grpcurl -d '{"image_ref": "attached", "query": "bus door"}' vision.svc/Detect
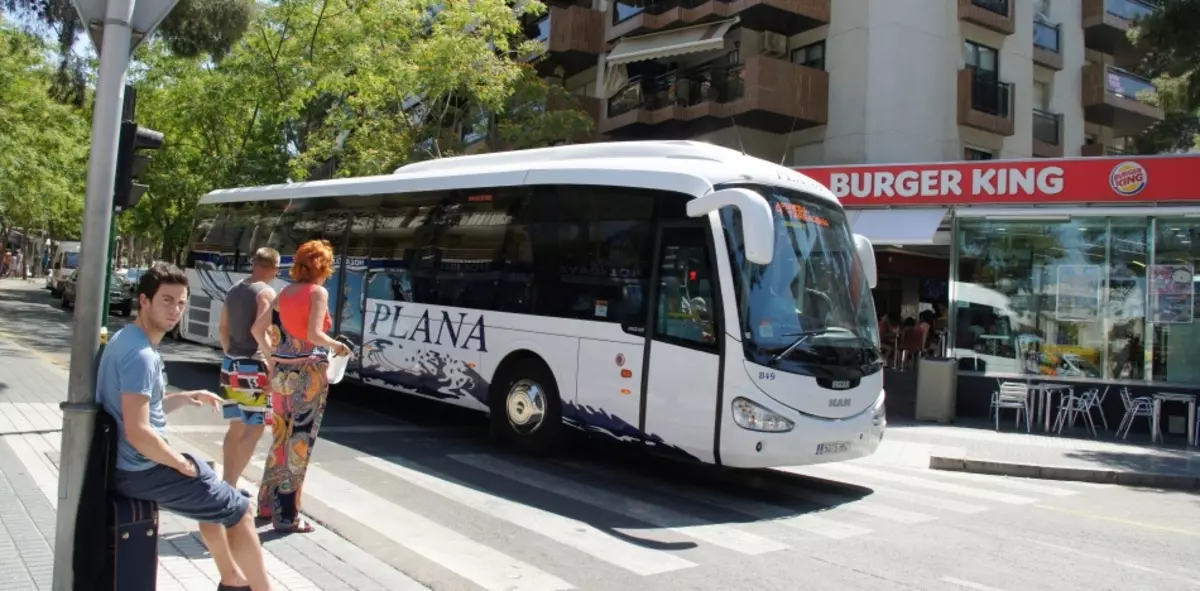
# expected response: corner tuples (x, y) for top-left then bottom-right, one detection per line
(641, 223), (722, 463)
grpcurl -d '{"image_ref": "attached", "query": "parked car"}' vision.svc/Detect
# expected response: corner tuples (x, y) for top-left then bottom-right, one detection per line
(60, 269), (134, 316)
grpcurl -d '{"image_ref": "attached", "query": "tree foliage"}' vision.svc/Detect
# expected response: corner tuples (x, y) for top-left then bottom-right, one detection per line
(2, 0), (253, 104)
(0, 20), (88, 240)
(117, 0), (594, 261)
(1130, 0), (1200, 152)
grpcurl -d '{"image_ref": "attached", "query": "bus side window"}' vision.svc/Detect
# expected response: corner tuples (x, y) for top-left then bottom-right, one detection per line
(528, 185), (654, 327)
(654, 226), (718, 351)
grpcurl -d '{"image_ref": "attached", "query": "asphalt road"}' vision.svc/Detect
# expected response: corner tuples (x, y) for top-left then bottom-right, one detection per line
(1, 278), (1197, 591)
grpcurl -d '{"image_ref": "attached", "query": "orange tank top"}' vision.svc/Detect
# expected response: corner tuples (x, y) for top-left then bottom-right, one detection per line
(278, 283), (331, 342)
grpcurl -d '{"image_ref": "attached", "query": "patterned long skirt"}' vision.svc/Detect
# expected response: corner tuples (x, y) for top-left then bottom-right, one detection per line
(256, 355), (329, 530)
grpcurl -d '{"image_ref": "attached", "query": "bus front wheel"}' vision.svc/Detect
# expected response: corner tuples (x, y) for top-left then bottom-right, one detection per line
(490, 359), (562, 454)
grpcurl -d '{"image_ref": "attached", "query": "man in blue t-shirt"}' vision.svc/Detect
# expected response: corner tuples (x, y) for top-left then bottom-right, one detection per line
(96, 262), (271, 591)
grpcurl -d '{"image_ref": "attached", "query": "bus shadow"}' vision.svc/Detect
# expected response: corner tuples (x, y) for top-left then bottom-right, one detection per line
(162, 357), (878, 543)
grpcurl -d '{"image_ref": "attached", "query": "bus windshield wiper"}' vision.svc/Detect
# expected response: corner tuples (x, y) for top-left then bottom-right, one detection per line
(769, 327), (853, 366)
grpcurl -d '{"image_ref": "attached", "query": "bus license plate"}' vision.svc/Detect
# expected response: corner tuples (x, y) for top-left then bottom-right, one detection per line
(815, 441), (850, 455)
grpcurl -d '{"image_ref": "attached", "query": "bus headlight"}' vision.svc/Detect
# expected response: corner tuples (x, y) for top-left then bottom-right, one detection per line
(731, 397), (794, 433)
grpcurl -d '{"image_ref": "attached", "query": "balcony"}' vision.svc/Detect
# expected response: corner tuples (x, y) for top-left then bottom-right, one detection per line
(1082, 0), (1157, 64)
(958, 0), (1014, 35)
(609, 0), (829, 42)
(530, 6), (605, 78)
(601, 53), (828, 137)
(1032, 109), (1063, 157)
(1033, 20), (1063, 70)
(1081, 63), (1164, 134)
(1081, 143), (1131, 157)
(957, 69), (1014, 136)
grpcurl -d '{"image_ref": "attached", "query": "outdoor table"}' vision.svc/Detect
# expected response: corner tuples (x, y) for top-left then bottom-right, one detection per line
(1151, 392), (1198, 447)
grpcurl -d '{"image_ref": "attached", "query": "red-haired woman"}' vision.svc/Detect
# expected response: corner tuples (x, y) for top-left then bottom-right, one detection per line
(256, 239), (351, 533)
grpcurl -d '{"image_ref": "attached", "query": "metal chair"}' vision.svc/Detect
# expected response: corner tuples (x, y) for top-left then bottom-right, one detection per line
(1116, 387), (1154, 440)
(991, 381), (1031, 432)
(1053, 387), (1099, 437)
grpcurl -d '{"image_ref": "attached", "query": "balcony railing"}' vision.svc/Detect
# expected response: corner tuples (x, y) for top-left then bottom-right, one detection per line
(613, 0), (709, 24)
(607, 55), (745, 117)
(1034, 20), (1061, 52)
(973, 0), (1009, 16)
(1033, 109), (1062, 145)
(970, 74), (1012, 117)
(1106, 0), (1156, 21)
(1106, 66), (1157, 103)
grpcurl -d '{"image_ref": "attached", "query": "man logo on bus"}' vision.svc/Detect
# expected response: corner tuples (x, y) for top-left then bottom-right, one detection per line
(1110, 161), (1148, 197)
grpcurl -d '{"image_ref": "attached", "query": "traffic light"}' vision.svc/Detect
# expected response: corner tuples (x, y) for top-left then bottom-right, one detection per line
(113, 121), (164, 211)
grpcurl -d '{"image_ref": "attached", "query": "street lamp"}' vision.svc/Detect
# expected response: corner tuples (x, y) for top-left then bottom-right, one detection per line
(53, 0), (179, 588)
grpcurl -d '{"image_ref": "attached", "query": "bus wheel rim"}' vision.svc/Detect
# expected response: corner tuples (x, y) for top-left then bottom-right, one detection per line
(506, 379), (546, 435)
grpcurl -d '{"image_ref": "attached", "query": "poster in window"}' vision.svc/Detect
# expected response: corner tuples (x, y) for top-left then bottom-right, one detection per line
(1150, 264), (1194, 324)
(1055, 265), (1101, 321)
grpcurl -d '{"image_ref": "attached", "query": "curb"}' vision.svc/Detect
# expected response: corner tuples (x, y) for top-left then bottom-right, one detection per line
(929, 455), (1200, 491)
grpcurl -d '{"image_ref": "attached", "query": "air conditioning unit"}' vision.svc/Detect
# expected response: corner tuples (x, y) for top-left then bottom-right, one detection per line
(762, 31), (787, 57)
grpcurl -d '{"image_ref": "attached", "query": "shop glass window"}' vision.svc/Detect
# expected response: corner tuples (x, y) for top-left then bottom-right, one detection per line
(954, 217), (1110, 379)
(1150, 219), (1200, 385)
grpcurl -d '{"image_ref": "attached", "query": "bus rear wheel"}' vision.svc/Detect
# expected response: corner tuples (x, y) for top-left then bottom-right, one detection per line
(491, 360), (562, 454)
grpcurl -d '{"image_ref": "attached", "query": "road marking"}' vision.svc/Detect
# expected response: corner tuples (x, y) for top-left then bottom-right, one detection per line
(796, 464), (1038, 505)
(1025, 538), (1200, 586)
(900, 466), (1080, 497)
(563, 459), (886, 535)
(0, 402), (61, 434)
(454, 453), (790, 555)
(1034, 504), (1200, 537)
(5, 434), (59, 504)
(941, 576), (1006, 591)
(303, 464), (574, 591)
(361, 456), (695, 575)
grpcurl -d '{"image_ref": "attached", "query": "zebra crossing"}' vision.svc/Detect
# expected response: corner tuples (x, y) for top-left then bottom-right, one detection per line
(213, 436), (1097, 591)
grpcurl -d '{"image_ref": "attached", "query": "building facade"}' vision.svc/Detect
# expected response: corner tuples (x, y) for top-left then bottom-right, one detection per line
(520, 0), (1162, 167)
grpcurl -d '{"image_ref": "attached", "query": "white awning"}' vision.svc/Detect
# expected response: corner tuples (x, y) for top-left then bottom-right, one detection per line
(606, 18), (738, 66)
(849, 208), (949, 246)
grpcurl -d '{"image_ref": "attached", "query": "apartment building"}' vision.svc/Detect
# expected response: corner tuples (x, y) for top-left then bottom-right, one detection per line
(518, 0), (1163, 165)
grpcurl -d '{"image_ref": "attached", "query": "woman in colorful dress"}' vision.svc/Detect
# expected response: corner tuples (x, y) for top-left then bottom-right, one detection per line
(257, 239), (352, 533)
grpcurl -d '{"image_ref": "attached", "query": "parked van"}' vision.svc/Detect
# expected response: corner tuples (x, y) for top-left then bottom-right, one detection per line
(46, 241), (81, 296)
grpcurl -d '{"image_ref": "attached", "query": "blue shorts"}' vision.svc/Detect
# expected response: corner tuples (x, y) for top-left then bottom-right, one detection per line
(220, 356), (270, 426)
(114, 453), (250, 528)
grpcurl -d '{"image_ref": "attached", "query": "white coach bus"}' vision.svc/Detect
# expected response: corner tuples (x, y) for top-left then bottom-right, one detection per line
(180, 141), (886, 468)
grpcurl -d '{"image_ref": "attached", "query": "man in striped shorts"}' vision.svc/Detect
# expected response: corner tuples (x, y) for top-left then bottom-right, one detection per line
(218, 247), (280, 487)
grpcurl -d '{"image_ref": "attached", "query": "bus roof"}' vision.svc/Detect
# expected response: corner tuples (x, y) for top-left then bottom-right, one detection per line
(198, 141), (838, 207)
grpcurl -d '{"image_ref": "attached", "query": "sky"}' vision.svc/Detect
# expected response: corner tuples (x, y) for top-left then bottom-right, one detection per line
(5, 7), (96, 60)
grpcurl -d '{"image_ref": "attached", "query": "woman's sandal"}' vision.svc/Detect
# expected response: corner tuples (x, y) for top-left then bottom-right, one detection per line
(273, 517), (316, 534)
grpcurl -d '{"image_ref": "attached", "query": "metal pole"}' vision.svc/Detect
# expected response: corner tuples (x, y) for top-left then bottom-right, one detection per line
(102, 208), (121, 332)
(52, 0), (135, 586)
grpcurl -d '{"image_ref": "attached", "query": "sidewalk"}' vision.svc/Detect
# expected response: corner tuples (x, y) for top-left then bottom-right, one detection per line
(879, 420), (1200, 490)
(0, 337), (428, 590)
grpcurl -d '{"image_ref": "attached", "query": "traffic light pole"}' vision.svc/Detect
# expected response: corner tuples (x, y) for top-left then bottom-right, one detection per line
(52, 0), (133, 587)
(101, 206), (122, 334)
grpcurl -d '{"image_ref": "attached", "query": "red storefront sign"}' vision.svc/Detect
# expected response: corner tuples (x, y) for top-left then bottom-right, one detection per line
(796, 155), (1200, 206)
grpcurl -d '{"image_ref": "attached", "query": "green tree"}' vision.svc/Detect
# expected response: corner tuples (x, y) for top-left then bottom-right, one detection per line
(2, 0), (254, 105)
(0, 21), (88, 242)
(1130, 0), (1200, 152)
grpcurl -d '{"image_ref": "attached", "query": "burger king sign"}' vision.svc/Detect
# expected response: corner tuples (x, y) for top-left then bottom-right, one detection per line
(1110, 161), (1148, 196)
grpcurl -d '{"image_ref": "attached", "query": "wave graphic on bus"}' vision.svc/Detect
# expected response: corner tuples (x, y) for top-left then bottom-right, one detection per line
(359, 339), (489, 404)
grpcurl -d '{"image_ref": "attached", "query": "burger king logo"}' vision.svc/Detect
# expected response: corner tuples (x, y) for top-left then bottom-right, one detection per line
(1110, 161), (1148, 196)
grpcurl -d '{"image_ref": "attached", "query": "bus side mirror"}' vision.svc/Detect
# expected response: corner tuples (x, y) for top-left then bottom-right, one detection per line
(853, 233), (878, 289)
(687, 188), (775, 265)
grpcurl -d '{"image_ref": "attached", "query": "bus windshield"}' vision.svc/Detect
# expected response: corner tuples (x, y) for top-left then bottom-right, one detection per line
(64, 252), (80, 269)
(720, 184), (882, 380)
